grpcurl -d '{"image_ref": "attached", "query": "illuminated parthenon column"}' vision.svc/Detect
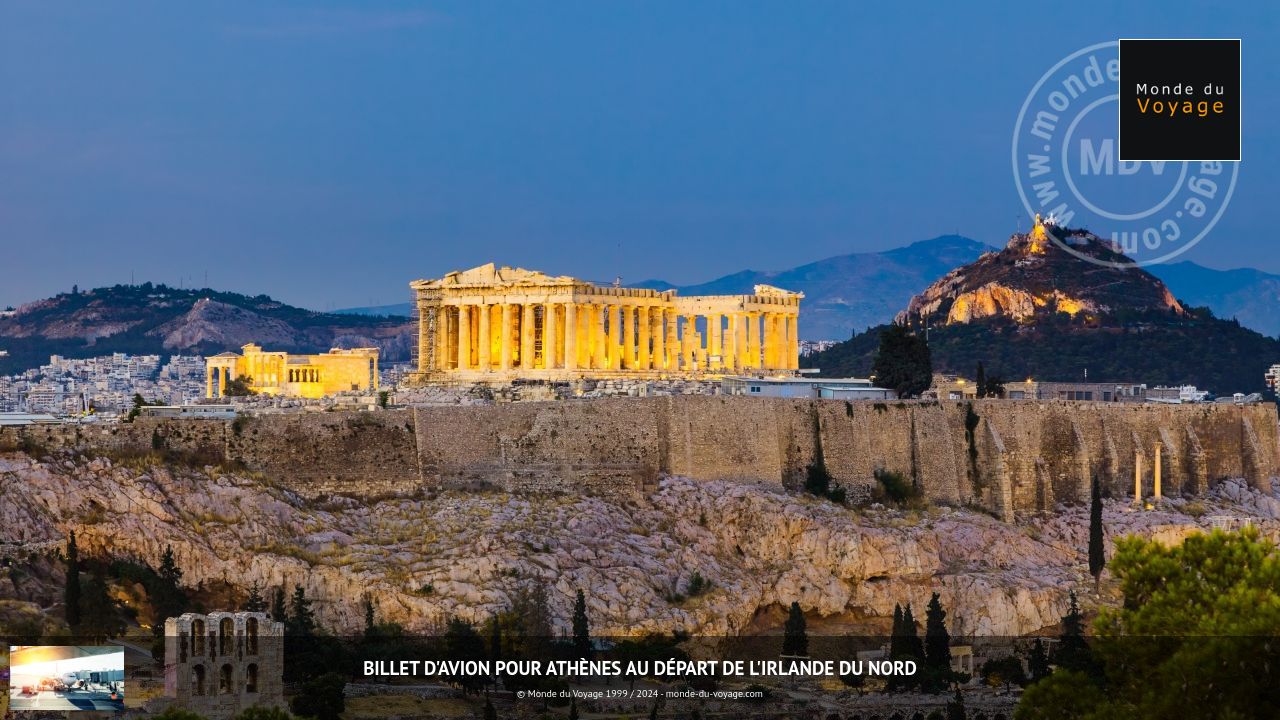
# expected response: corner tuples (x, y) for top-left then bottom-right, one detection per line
(408, 265), (803, 383)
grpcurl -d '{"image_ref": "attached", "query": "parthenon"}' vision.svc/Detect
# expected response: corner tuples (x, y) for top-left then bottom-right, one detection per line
(407, 263), (802, 383)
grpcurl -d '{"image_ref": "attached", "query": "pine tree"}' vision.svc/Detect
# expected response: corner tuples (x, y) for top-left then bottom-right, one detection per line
(1088, 477), (1105, 591)
(923, 592), (952, 692)
(152, 544), (187, 627)
(1027, 638), (1051, 683)
(65, 530), (81, 629)
(81, 568), (123, 640)
(1054, 591), (1094, 676)
(572, 589), (592, 660)
(243, 581), (267, 613)
(782, 601), (808, 658)
(271, 586), (287, 621)
(872, 324), (933, 398)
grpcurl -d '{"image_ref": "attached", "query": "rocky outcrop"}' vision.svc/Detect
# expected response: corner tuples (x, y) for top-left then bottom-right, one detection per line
(896, 222), (1183, 326)
(3, 451), (1277, 640)
(151, 298), (301, 350)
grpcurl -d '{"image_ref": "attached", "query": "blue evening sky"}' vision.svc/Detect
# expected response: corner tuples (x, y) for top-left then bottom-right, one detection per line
(2, 1), (1276, 310)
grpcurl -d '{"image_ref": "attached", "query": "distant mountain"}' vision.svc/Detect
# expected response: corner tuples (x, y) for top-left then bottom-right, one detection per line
(332, 238), (1280, 341)
(634, 235), (996, 340)
(806, 222), (1280, 394)
(335, 302), (415, 317)
(1148, 262), (1280, 338)
(0, 284), (414, 374)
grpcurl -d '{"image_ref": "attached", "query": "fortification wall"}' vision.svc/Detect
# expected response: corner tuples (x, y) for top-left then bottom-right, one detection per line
(3, 398), (1276, 519)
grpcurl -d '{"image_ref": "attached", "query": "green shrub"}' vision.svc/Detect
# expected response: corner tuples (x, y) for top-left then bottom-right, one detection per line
(874, 468), (919, 506)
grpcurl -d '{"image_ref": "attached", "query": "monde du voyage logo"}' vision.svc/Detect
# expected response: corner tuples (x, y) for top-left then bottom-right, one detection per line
(1012, 40), (1241, 268)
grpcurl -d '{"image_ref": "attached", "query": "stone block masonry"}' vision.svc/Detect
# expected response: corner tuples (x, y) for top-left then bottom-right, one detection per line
(2, 398), (1276, 520)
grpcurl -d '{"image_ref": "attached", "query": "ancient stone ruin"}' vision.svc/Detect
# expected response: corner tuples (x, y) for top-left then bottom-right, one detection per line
(160, 611), (285, 719)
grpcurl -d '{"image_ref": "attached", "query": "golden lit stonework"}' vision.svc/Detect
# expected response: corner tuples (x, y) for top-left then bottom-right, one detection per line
(205, 343), (379, 399)
(406, 263), (803, 383)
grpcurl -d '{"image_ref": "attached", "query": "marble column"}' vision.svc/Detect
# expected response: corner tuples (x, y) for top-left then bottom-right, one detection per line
(607, 304), (622, 370)
(786, 313), (799, 369)
(708, 314), (722, 370)
(762, 313), (776, 369)
(521, 304), (536, 369)
(1134, 451), (1143, 505)
(725, 314), (739, 372)
(652, 308), (665, 370)
(746, 312), (760, 369)
(622, 306), (636, 369)
(666, 310), (680, 370)
(637, 306), (650, 370)
(543, 303), (558, 369)
(678, 315), (694, 371)
(592, 304), (608, 369)
(457, 305), (472, 370)
(436, 308), (451, 371)
(477, 304), (492, 370)
(206, 367), (214, 398)
(499, 304), (514, 370)
(564, 303), (578, 370)
(417, 301), (431, 372)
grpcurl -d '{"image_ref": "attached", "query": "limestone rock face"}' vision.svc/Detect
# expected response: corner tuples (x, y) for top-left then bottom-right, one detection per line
(896, 225), (1182, 326)
(2, 451), (1276, 638)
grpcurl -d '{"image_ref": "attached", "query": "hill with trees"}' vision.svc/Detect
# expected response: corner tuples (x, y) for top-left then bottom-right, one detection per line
(0, 283), (414, 374)
(805, 222), (1280, 395)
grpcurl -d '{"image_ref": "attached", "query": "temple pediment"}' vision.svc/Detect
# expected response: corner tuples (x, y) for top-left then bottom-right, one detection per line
(418, 263), (579, 289)
(753, 284), (805, 299)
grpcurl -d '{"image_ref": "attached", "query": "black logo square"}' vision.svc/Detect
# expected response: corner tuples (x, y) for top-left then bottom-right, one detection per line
(1119, 39), (1240, 161)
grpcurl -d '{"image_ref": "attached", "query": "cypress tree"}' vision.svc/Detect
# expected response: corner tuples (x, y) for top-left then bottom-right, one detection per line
(923, 592), (952, 692)
(782, 601), (808, 658)
(901, 603), (925, 691)
(902, 603), (924, 662)
(65, 530), (81, 629)
(572, 589), (592, 660)
(289, 585), (316, 636)
(975, 362), (987, 398)
(489, 614), (503, 664)
(887, 603), (906, 692)
(483, 696), (497, 720)
(889, 603), (904, 657)
(363, 595), (376, 635)
(946, 687), (966, 720)
(1089, 477), (1105, 591)
(568, 697), (579, 720)
(271, 586), (287, 621)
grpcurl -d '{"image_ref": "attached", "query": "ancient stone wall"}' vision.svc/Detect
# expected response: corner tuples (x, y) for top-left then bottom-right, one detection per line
(3, 398), (1276, 519)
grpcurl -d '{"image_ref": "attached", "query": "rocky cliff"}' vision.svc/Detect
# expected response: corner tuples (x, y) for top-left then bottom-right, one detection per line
(3, 451), (1278, 641)
(897, 221), (1183, 326)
